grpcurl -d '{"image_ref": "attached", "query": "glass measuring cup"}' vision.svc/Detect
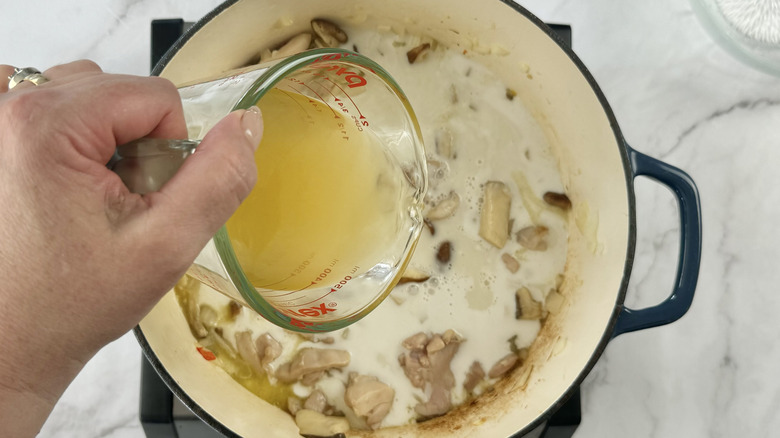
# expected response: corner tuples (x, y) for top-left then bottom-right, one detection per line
(110, 49), (427, 332)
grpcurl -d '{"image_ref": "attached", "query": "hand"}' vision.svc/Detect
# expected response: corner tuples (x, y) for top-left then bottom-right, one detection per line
(0, 61), (263, 436)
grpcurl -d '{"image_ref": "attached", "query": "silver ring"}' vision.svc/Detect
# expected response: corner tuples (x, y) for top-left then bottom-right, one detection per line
(8, 67), (49, 89)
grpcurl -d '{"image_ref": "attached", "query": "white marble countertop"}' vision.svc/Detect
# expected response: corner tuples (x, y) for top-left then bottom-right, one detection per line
(2, 0), (779, 437)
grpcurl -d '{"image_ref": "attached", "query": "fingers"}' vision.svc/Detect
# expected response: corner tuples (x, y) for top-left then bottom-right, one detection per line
(2, 60), (103, 93)
(33, 74), (189, 164)
(0, 65), (14, 93)
(1, 61), (187, 168)
(43, 59), (102, 79)
(141, 108), (263, 257)
(83, 75), (188, 145)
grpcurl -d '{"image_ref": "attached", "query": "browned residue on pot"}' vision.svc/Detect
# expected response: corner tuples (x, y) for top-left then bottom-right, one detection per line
(350, 270), (571, 437)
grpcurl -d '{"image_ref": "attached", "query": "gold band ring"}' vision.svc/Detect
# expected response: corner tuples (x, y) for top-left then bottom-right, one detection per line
(8, 67), (50, 89)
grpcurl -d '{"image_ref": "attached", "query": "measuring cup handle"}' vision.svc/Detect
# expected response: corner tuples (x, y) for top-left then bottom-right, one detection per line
(107, 138), (201, 194)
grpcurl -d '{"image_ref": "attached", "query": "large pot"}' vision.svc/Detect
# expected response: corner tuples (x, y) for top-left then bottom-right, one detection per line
(135, 0), (702, 436)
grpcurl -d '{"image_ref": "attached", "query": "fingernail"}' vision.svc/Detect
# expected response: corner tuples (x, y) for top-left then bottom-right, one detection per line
(241, 106), (263, 150)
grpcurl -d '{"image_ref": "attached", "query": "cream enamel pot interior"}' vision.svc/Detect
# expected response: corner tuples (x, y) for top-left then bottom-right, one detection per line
(134, 1), (703, 437)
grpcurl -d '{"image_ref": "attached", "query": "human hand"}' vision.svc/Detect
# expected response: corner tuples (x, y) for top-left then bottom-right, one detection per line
(0, 61), (263, 436)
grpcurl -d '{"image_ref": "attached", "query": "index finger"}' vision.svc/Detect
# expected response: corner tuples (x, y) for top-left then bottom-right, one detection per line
(39, 74), (188, 165)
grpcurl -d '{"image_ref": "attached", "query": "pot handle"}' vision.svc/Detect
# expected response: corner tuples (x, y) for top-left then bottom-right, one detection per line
(612, 146), (702, 337)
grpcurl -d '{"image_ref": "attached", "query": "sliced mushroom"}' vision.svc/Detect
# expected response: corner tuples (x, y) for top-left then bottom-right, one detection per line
(407, 43), (431, 63)
(300, 371), (326, 387)
(288, 397), (303, 416)
(398, 266), (431, 285)
(176, 275), (208, 339)
(543, 192), (572, 210)
(255, 333), (282, 374)
(235, 330), (264, 376)
(423, 218), (436, 235)
(479, 181), (512, 248)
(463, 361), (485, 393)
(426, 192), (460, 221)
(303, 389), (329, 413)
(398, 331), (463, 420)
(260, 33), (313, 62)
(275, 348), (350, 383)
(275, 33), (312, 58)
(294, 409), (350, 437)
(228, 300), (242, 319)
(516, 225), (549, 251)
(515, 287), (543, 320)
(436, 241), (452, 264)
(402, 332), (429, 351)
(501, 253), (520, 273)
(488, 353), (519, 378)
(345, 373), (395, 430)
(205, 327), (237, 359)
(185, 300), (208, 339)
(311, 19), (348, 47)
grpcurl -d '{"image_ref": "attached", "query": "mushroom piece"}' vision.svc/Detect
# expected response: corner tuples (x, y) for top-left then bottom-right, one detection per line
(345, 373), (395, 430)
(515, 287), (543, 320)
(176, 275), (208, 339)
(479, 181), (512, 248)
(397, 266), (431, 285)
(426, 192), (460, 221)
(488, 353), (520, 379)
(276, 348), (350, 383)
(463, 361), (485, 393)
(255, 333), (282, 375)
(235, 330), (264, 376)
(227, 300), (242, 319)
(201, 327), (238, 360)
(259, 32), (313, 62)
(516, 225), (549, 251)
(311, 19), (348, 48)
(295, 409), (350, 437)
(398, 330), (463, 420)
(288, 397), (303, 416)
(407, 42), (431, 63)
(543, 191), (572, 210)
(436, 241), (452, 264)
(501, 253), (520, 273)
(303, 389), (329, 413)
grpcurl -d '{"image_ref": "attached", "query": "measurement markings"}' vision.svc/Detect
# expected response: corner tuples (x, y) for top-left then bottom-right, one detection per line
(261, 281), (316, 298)
(325, 77), (366, 120)
(288, 82), (339, 118)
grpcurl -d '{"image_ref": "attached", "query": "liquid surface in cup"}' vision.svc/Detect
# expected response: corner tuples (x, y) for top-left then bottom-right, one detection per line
(225, 88), (405, 311)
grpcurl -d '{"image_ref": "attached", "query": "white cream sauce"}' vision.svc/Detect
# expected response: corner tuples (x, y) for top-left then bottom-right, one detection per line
(192, 27), (568, 429)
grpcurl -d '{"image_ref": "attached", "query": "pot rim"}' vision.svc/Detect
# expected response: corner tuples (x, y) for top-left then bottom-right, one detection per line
(136, 0), (637, 436)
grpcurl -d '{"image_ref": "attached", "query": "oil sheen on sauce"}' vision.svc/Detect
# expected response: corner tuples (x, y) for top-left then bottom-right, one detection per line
(181, 27), (569, 428)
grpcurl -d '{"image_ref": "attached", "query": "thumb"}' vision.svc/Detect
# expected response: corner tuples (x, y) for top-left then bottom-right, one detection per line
(145, 107), (263, 255)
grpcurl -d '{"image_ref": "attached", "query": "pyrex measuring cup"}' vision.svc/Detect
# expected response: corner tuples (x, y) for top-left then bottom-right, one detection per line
(110, 49), (427, 332)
